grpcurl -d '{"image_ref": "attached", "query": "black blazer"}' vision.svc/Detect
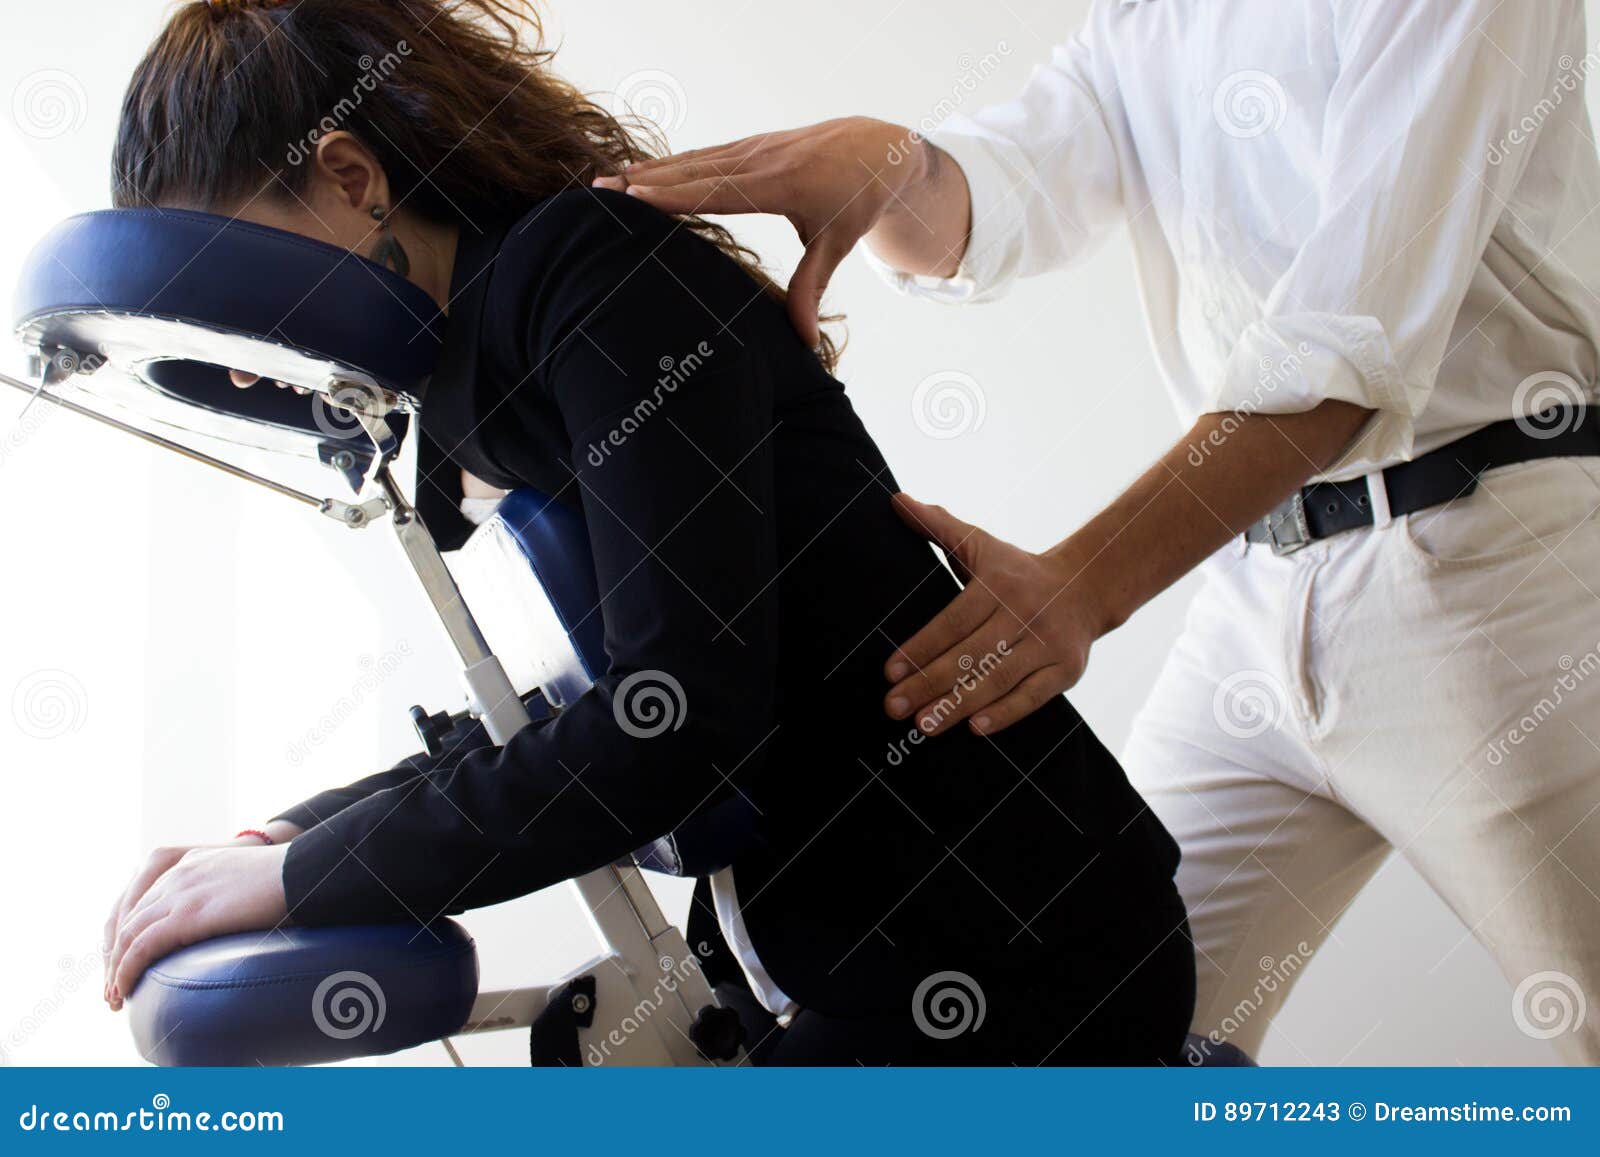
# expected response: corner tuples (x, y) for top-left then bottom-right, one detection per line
(276, 190), (1183, 1017)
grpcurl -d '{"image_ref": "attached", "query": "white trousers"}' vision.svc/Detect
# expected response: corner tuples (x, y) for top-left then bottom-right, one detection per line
(1125, 457), (1600, 1064)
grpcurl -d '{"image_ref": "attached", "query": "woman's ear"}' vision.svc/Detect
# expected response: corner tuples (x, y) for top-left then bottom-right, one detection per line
(308, 131), (393, 220)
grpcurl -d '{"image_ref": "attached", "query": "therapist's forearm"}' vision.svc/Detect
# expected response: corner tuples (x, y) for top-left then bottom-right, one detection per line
(865, 138), (973, 279)
(1062, 400), (1374, 636)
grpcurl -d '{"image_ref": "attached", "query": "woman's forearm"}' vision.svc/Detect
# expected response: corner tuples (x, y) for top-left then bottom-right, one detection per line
(1063, 400), (1375, 636)
(865, 138), (973, 279)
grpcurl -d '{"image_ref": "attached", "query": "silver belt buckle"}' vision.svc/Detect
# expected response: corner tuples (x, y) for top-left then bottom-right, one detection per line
(1265, 490), (1312, 556)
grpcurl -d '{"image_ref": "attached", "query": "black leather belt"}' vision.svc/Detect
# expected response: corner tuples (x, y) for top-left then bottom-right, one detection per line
(1245, 407), (1600, 555)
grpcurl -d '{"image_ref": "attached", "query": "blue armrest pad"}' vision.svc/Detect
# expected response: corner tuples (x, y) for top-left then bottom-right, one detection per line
(127, 922), (478, 1067)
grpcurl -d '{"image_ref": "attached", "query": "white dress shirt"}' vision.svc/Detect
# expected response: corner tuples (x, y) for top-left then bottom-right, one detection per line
(871, 0), (1600, 479)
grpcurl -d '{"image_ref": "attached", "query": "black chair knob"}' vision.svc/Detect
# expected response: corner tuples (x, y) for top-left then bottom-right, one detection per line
(408, 704), (454, 757)
(689, 1004), (746, 1061)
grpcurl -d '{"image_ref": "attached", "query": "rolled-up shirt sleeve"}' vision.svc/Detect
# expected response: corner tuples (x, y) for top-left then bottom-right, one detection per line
(1212, 0), (1569, 460)
(864, 24), (1125, 304)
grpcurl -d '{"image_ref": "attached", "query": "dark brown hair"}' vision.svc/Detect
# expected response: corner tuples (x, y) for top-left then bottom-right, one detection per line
(113, 0), (838, 368)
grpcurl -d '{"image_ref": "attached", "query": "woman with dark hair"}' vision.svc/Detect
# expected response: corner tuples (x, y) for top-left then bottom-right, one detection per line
(99, 0), (1192, 1065)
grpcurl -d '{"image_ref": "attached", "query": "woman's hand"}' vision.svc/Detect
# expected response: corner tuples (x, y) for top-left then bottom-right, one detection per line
(597, 117), (950, 346)
(104, 843), (291, 1011)
(228, 369), (307, 394)
(883, 494), (1110, 738)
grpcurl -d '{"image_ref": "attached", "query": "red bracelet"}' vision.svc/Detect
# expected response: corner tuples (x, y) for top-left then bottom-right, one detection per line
(235, 829), (274, 846)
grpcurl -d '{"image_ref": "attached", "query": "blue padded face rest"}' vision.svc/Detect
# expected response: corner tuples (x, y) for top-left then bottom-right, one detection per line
(12, 208), (442, 408)
(127, 922), (478, 1067)
(493, 488), (758, 877)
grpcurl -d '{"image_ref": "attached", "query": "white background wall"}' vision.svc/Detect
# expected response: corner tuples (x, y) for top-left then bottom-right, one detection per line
(0, 0), (1588, 1066)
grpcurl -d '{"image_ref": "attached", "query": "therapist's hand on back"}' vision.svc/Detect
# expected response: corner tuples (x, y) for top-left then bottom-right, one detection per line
(597, 117), (968, 347)
(884, 494), (1108, 738)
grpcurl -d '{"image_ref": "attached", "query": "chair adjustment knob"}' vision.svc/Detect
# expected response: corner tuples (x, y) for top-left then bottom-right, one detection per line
(689, 1004), (746, 1062)
(408, 704), (456, 757)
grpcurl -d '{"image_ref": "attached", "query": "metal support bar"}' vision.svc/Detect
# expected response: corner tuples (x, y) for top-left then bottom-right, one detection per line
(0, 369), (382, 528)
(5, 363), (729, 1065)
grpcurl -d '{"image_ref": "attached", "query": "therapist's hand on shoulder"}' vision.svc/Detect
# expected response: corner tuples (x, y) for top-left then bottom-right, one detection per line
(885, 494), (1107, 739)
(596, 117), (947, 347)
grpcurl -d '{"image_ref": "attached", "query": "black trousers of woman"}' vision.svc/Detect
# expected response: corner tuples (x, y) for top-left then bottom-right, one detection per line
(694, 882), (1197, 1066)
